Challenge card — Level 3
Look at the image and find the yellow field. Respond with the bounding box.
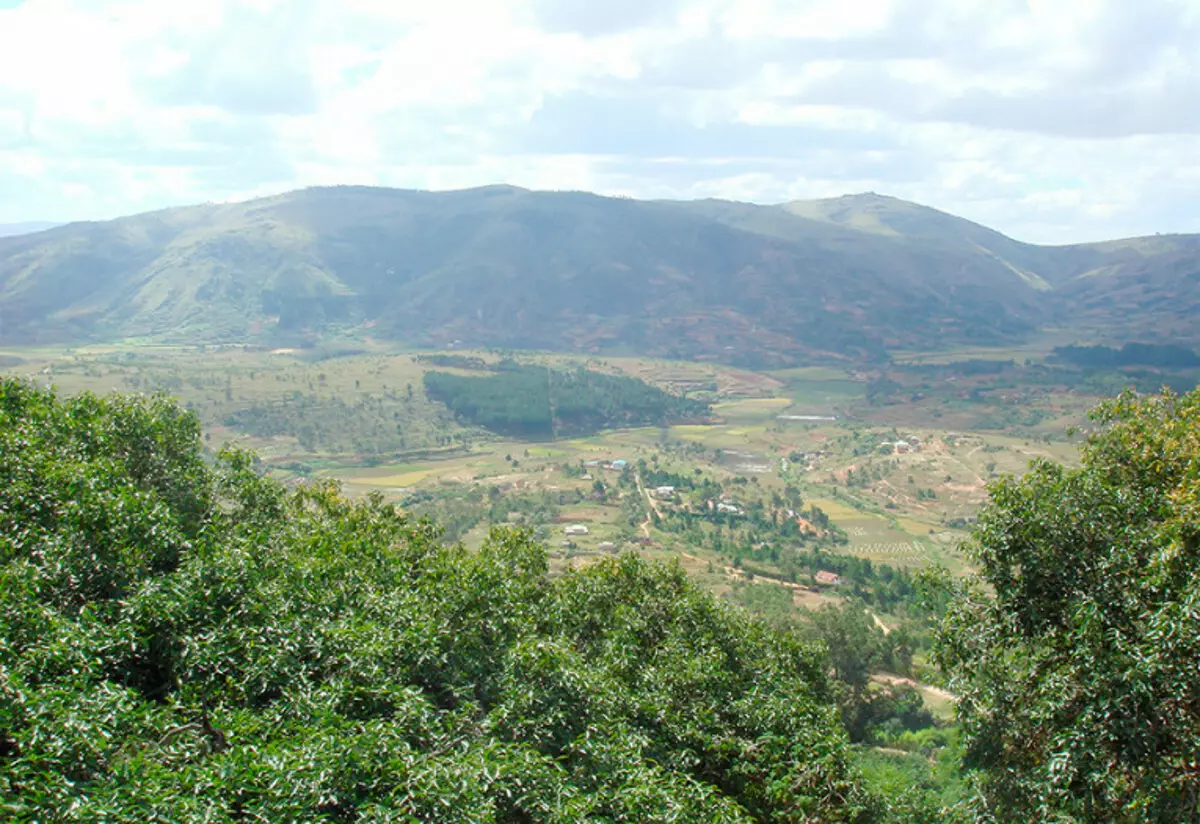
[344,469,436,487]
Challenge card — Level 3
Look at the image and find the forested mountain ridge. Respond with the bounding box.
[0,185,1195,363]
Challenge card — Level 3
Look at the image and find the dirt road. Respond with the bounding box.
[635,473,664,537]
[871,673,956,703]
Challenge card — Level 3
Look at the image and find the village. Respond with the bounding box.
[552,453,851,594]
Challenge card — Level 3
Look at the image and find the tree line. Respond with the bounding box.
[1051,342,1200,369]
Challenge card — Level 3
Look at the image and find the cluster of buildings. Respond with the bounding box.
[879,435,922,454]
[582,458,629,471]
[788,450,831,472]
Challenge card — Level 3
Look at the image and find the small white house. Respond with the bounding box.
[654,486,676,498]
[564,524,589,536]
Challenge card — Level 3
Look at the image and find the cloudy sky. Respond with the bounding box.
[0,0,1197,243]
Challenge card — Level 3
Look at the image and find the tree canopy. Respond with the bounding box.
[935,388,1200,822]
[0,379,885,822]
[423,364,709,438]
[1051,342,1200,369]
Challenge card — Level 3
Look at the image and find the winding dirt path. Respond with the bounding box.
[870,611,892,635]
[635,473,664,537]
[872,673,956,703]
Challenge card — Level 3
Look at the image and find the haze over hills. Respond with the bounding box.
[0,222,62,239]
[0,185,1195,365]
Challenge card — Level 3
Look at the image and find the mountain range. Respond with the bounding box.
[0,186,1196,365]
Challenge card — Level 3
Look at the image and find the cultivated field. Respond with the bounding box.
[1,340,1107,610]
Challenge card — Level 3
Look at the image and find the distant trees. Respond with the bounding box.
[223,390,458,455]
[935,388,1200,821]
[806,603,933,744]
[1051,342,1200,369]
[412,353,490,370]
[424,364,710,438]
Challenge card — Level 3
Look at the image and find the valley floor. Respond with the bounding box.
[3,338,1122,720]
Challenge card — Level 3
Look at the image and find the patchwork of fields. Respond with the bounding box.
[1,340,1105,600]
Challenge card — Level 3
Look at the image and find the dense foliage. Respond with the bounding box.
[412,354,492,370]
[1051,342,1200,369]
[935,388,1200,821]
[0,380,890,822]
[424,365,709,438]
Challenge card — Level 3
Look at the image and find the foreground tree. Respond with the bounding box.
[935,389,1200,822]
[0,380,885,822]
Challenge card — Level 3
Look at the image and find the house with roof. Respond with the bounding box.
[814,570,843,587]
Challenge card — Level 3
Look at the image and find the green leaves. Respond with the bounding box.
[0,380,885,822]
[936,387,1200,821]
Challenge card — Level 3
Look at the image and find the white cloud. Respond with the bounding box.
[0,0,1196,243]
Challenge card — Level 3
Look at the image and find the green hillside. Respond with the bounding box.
[0,186,1196,362]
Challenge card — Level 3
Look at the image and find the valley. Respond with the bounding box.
[1,338,1114,606]
[6,0,1199,813]
[4,322,1197,818]
[4,195,1197,809]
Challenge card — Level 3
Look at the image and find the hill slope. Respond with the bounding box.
[0,186,1194,363]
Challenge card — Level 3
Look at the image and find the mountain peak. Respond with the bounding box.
[832,191,904,203]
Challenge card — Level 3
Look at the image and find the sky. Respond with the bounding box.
[0,0,1197,243]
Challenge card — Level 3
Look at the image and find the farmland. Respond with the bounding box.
[0,341,1112,584]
